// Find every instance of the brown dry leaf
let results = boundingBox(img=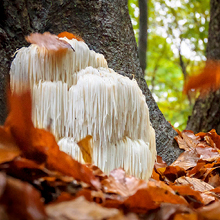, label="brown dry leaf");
[175,176,214,192]
[197,201,220,220]
[58,31,84,42]
[0,174,47,220]
[174,177,215,205]
[175,135,190,151]
[102,168,147,197]
[86,164,108,181]
[148,181,188,205]
[174,213,198,220]
[151,168,161,181]
[171,150,200,170]
[155,155,167,170]
[46,196,124,220]
[182,131,200,149]
[5,90,47,163]
[187,161,207,178]
[175,131,200,151]
[26,32,72,51]
[195,145,220,161]
[170,185,203,207]
[151,203,195,220]
[206,129,220,149]
[183,60,220,96]
[77,135,93,164]
[208,173,220,188]
[0,126,21,164]
[0,173,6,199]
[163,166,186,182]
[123,181,188,213]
